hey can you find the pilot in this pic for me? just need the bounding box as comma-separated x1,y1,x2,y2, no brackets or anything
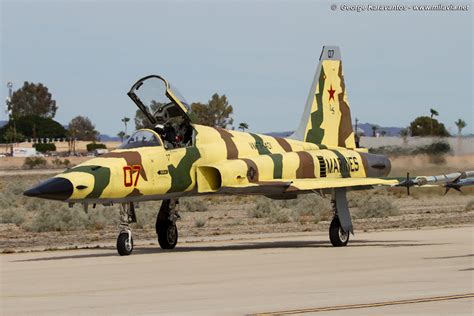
163,123,178,148
154,120,193,149
153,123,171,149
179,121,193,146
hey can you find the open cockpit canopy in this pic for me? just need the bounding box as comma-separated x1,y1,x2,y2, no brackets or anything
127,75,193,126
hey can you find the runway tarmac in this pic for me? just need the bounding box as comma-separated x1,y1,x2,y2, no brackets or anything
1,226,473,315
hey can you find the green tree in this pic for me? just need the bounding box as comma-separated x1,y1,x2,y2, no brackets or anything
191,93,233,128
238,122,249,132
2,126,25,155
121,117,130,134
117,131,126,142
0,115,66,142
9,82,58,118
454,119,466,136
409,116,449,137
68,116,99,141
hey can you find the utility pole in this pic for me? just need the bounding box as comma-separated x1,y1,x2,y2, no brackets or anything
5,82,16,155
354,117,360,148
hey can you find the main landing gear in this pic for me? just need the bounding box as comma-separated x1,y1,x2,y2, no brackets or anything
155,199,180,249
117,202,137,256
328,189,352,247
329,216,349,247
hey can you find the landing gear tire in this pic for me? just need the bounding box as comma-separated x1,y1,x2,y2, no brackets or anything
157,221,178,249
117,231,133,256
329,217,349,247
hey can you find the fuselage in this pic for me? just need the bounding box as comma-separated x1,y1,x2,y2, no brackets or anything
25,124,391,203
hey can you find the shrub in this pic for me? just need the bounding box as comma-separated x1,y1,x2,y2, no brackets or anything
194,218,206,227
267,210,290,224
248,199,273,218
249,195,329,224
24,157,47,169
87,208,120,230
180,197,208,212
33,143,56,153
290,195,330,224
227,218,243,226
353,195,399,219
24,206,88,232
413,141,451,155
135,207,156,229
0,209,26,226
52,158,71,167
86,143,107,152
369,141,451,157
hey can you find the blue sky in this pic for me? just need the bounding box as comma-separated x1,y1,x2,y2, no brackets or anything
1,0,472,136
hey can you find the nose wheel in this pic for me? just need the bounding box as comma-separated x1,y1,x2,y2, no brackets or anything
116,203,136,256
117,228,134,256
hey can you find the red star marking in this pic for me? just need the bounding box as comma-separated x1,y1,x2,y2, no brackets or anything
328,85,336,102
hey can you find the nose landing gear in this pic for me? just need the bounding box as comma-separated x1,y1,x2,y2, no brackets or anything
116,203,137,256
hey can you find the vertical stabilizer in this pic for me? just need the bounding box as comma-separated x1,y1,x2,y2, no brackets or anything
291,46,355,149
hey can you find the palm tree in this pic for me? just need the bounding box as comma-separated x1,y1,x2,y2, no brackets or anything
430,108,439,119
121,117,130,135
238,122,249,132
429,108,439,136
455,119,466,136
371,125,377,137
117,131,126,142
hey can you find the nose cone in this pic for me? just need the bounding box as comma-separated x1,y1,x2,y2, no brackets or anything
24,177,73,201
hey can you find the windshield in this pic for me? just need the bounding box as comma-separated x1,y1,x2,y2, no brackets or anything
118,130,162,149
128,75,191,125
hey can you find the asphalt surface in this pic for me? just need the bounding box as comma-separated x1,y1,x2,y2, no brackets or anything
1,226,473,315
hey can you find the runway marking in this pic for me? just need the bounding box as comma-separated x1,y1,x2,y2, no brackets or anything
253,293,474,315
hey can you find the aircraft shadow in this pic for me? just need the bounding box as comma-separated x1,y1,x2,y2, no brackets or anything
15,239,442,262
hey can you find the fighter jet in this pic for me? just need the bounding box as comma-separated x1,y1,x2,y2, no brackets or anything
24,46,474,255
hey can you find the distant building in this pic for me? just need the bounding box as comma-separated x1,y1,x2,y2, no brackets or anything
13,147,38,157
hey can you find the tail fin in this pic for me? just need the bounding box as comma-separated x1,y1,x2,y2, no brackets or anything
291,46,355,149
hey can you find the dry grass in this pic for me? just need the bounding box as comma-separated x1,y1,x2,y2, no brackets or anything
348,190,399,219
248,195,330,224
389,154,474,177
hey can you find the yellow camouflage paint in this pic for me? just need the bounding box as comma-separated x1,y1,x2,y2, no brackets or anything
49,123,391,203
28,46,392,204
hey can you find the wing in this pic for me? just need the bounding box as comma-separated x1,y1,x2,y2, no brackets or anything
217,170,474,196
218,177,399,195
